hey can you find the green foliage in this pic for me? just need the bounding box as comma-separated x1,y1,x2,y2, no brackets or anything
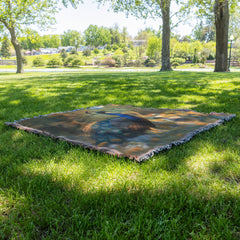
112,55,123,67
144,58,156,67
122,47,128,53
93,48,100,54
0,0,60,32
0,37,11,59
171,62,180,68
106,44,112,51
84,25,111,47
109,24,121,45
70,48,78,55
64,55,83,67
60,49,68,60
19,29,42,51
133,58,144,67
112,43,119,51
102,57,116,67
22,56,28,65
170,58,186,65
71,57,83,67
61,30,83,49
64,55,76,66
47,57,63,68
82,49,91,57
146,36,161,63
33,56,45,67
40,34,61,48
103,49,108,55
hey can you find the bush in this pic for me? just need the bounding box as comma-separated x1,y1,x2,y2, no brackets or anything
122,47,128,53
170,58,185,65
171,62,180,68
106,45,112,51
144,58,156,67
82,49,91,57
133,58,143,67
60,49,68,60
47,57,63,68
33,56,45,67
71,57,83,67
22,56,28,65
102,57,116,67
93,48,99,54
112,44,119,51
70,48,78,55
103,49,108,55
64,56,75,66
112,55,123,67
94,58,101,66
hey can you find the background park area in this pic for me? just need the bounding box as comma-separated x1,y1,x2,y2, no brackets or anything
0,0,240,239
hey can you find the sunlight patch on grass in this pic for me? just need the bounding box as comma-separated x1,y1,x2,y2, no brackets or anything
0,71,239,239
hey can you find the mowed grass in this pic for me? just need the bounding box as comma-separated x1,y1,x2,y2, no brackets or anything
0,71,239,239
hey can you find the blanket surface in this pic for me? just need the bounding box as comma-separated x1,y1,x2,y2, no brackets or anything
5,104,235,161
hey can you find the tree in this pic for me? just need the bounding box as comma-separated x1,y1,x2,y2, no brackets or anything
193,21,215,42
20,29,42,51
1,36,11,59
61,30,83,49
188,0,239,72
109,24,121,46
40,34,61,48
96,0,177,71
0,0,82,73
84,25,111,47
134,28,154,45
146,36,162,63
229,5,240,40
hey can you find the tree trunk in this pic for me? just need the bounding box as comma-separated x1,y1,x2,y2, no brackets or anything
9,27,24,73
214,0,229,72
160,0,172,71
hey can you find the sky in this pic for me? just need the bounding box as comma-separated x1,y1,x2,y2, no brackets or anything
40,1,195,37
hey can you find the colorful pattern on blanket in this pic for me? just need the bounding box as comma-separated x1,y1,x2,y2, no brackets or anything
5,104,235,161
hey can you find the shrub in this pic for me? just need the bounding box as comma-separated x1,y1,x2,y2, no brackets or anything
22,56,28,65
144,58,156,67
171,62,180,68
94,58,101,66
82,49,91,57
33,56,45,67
47,57,62,68
102,57,116,67
103,49,108,55
112,44,119,51
70,48,78,55
71,57,83,67
133,58,143,67
94,48,99,54
170,58,185,65
64,56,75,66
60,49,68,60
112,55,123,67
106,45,112,51
122,47,128,53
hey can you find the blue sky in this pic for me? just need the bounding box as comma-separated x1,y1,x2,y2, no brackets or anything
41,1,194,37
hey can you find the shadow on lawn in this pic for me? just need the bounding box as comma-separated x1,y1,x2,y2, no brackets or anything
0,71,240,239
0,137,240,239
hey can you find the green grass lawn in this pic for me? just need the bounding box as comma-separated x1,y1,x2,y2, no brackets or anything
0,71,239,239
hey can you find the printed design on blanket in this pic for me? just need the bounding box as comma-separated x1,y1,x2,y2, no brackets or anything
5,104,235,162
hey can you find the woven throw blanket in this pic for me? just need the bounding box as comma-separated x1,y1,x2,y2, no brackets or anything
5,104,235,162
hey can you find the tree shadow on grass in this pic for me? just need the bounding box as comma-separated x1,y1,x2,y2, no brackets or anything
1,142,240,239
0,71,240,239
